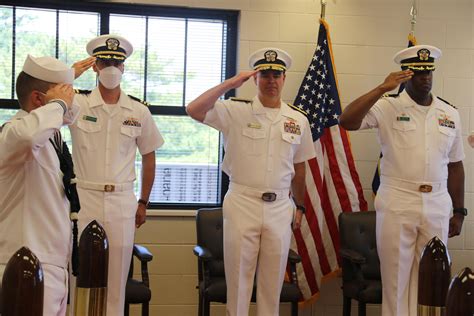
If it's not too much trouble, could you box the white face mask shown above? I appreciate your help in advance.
[98,66,122,89]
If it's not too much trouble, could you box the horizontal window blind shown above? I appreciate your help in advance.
[0,2,237,207]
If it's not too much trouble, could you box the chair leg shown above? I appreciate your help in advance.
[198,292,203,316]
[291,301,298,316]
[358,302,366,316]
[343,296,351,316]
[124,303,130,316]
[203,297,210,316]
[142,302,149,316]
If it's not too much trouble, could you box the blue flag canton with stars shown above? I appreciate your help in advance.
[293,23,341,142]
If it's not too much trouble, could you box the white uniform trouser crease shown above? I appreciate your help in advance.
[223,189,293,316]
[374,183,450,316]
[70,188,136,316]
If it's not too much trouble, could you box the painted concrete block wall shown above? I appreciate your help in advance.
[103,0,474,315]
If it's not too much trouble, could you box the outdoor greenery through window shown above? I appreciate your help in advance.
[0,2,238,207]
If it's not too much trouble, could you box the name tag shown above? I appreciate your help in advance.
[83,115,97,122]
[247,123,262,129]
[396,116,410,122]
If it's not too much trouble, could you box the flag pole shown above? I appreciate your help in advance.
[320,0,327,20]
[410,0,418,37]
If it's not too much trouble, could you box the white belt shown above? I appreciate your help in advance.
[229,183,290,202]
[77,180,134,192]
[381,176,445,193]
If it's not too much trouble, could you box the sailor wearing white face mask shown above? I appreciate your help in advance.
[97,64,123,90]
[69,34,163,316]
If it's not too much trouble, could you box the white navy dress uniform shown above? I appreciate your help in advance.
[69,35,164,316]
[358,45,465,316]
[203,48,316,316]
[0,55,75,316]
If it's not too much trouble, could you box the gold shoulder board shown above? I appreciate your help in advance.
[287,103,307,116]
[230,97,252,103]
[74,89,92,95]
[128,95,150,106]
[382,93,400,99]
[437,96,457,109]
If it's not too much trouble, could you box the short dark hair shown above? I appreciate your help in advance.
[15,72,54,109]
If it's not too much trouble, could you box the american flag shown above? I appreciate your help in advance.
[290,19,368,302]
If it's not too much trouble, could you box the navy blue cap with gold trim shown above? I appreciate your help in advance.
[393,45,441,71]
[86,34,133,61]
[249,48,292,72]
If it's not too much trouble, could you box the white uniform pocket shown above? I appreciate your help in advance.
[241,127,266,156]
[437,126,455,156]
[76,120,101,151]
[120,126,141,154]
[392,121,417,148]
[280,133,301,159]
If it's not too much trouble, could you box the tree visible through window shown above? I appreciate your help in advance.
[0,2,238,207]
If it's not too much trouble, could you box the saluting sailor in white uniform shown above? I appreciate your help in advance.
[187,48,316,316]
[339,45,466,316]
[70,34,164,316]
[0,55,77,316]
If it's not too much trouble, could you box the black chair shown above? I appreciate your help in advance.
[193,207,302,316]
[338,211,382,316]
[124,244,153,316]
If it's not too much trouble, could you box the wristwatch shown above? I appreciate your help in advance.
[296,204,306,214]
[453,207,468,216]
[138,199,149,207]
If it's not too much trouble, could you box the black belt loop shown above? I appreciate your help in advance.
[261,192,277,202]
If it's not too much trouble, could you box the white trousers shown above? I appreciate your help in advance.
[223,189,294,316]
[374,184,450,316]
[70,188,136,316]
[0,263,68,316]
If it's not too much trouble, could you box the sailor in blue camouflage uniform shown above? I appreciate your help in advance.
[187,48,316,316]
[339,45,466,316]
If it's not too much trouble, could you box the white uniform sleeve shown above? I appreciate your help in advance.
[293,116,316,163]
[203,100,232,135]
[137,107,164,155]
[0,103,64,163]
[359,99,386,130]
[448,112,465,163]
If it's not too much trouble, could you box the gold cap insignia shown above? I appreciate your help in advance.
[264,50,277,62]
[106,38,120,51]
[417,48,430,61]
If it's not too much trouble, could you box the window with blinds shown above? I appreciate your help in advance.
[0,2,238,207]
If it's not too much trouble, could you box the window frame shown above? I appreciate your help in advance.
[0,0,238,209]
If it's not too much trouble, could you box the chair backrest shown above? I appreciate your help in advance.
[196,208,225,278]
[339,211,380,280]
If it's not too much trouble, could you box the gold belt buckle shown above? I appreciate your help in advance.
[419,184,432,193]
[104,184,115,192]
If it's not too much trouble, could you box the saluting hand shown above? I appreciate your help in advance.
[72,57,96,79]
[45,84,74,108]
[228,70,259,89]
[379,70,413,92]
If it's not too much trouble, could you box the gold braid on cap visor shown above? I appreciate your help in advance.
[93,50,126,60]
[401,62,435,71]
[254,63,286,71]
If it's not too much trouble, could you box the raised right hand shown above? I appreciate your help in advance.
[72,57,96,79]
[227,70,259,89]
[379,70,413,92]
[45,84,74,108]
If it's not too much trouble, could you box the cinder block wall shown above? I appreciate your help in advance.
[103,0,474,315]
